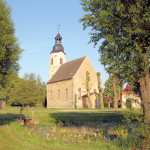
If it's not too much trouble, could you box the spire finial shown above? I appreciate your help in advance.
[58,25,61,33]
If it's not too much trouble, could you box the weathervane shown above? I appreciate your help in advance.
[58,25,61,33]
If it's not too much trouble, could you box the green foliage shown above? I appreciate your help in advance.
[104,75,123,99]
[115,133,142,149]
[126,98,133,109]
[123,110,144,124]
[1,107,150,149]
[114,123,150,149]
[80,0,150,89]
[104,102,109,108]
[9,73,46,106]
[0,0,23,90]
[108,125,129,139]
[80,0,150,124]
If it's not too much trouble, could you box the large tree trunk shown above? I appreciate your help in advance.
[117,86,121,107]
[113,78,118,108]
[139,72,150,126]
[97,72,104,109]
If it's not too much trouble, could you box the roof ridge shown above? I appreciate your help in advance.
[47,56,87,84]
[64,56,86,64]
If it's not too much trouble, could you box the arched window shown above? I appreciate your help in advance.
[66,89,68,100]
[60,58,63,64]
[51,58,53,65]
[78,88,81,99]
[58,90,60,100]
[51,90,53,100]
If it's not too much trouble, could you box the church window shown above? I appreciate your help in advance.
[78,88,81,99]
[60,58,63,64]
[58,90,60,100]
[66,89,68,100]
[94,89,96,93]
[51,59,53,65]
[51,90,53,100]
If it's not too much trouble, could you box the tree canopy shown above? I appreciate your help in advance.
[0,0,23,97]
[9,73,46,106]
[80,0,150,124]
[104,74,123,107]
[104,75,123,99]
[80,0,149,85]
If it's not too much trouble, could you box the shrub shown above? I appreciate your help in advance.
[115,133,142,149]
[108,125,129,139]
[126,98,133,109]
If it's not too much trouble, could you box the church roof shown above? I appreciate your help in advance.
[121,86,131,93]
[47,56,86,84]
[52,44,64,53]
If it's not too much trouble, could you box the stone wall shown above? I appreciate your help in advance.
[122,93,141,108]
[47,56,99,108]
[73,56,99,108]
[47,79,74,108]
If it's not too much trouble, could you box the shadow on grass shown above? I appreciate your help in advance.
[50,112,125,127]
[0,113,21,126]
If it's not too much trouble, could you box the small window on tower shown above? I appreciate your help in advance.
[51,59,53,65]
[60,58,63,64]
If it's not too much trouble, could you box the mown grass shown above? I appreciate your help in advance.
[0,106,149,150]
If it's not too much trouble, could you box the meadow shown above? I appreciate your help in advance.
[0,107,149,150]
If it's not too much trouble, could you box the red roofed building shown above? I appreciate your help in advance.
[121,86,141,108]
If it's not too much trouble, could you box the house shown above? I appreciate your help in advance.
[47,33,99,108]
[121,86,141,108]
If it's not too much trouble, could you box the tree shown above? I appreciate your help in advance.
[104,96,112,108]
[0,0,23,95]
[9,73,46,106]
[86,71,92,108]
[83,71,92,108]
[80,0,150,125]
[97,72,104,109]
[104,74,123,108]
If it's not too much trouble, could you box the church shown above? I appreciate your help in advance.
[47,32,100,108]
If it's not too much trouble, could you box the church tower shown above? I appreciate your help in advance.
[49,32,66,79]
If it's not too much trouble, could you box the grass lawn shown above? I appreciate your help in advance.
[0,106,146,150]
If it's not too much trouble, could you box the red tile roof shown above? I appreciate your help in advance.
[122,85,131,93]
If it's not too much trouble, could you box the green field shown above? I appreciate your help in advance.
[0,107,148,150]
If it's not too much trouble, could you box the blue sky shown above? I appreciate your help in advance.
[6,0,109,87]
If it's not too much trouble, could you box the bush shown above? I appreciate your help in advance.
[115,133,142,149]
[124,111,144,124]
[126,98,133,109]
[104,102,109,108]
